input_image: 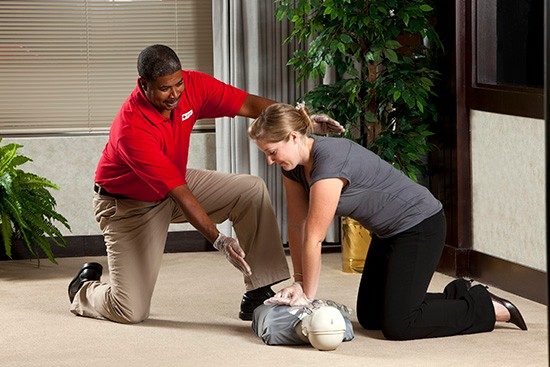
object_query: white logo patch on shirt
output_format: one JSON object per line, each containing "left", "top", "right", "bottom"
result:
{"left": 181, "top": 109, "right": 194, "bottom": 121}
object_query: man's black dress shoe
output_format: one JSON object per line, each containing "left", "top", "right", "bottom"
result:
{"left": 68, "top": 262, "right": 103, "bottom": 303}
{"left": 488, "top": 291, "right": 528, "bottom": 330}
{"left": 239, "top": 286, "right": 275, "bottom": 321}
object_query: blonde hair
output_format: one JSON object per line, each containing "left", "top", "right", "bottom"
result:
{"left": 248, "top": 103, "right": 313, "bottom": 143}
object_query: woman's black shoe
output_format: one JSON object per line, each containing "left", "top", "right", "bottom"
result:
{"left": 489, "top": 291, "right": 528, "bottom": 330}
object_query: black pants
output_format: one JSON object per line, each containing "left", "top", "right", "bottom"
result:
{"left": 356, "top": 210, "right": 495, "bottom": 340}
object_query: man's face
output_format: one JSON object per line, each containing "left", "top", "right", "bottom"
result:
{"left": 140, "top": 70, "right": 184, "bottom": 117}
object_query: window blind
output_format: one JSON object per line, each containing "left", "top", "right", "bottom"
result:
{"left": 0, "top": 0, "right": 213, "bottom": 135}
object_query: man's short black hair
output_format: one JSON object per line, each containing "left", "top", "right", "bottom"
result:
{"left": 137, "top": 44, "right": 181, "bottom": 81}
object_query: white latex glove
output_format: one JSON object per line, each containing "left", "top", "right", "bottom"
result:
{"left": 213, "top": 233, "right": 252, "bottom": 276}
{"left": 264, "top": 282, "right": 313, "bottom": 307}
{"left": 310, "top": 114, "right": 345, "bottom": 134}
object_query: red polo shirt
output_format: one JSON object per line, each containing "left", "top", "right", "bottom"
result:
{"left": 95, "top": 70, "right": 247, "bottom": 201}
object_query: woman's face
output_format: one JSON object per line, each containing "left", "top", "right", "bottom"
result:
{"left": 255, "top": 135, "right": 301, "bottom": 171}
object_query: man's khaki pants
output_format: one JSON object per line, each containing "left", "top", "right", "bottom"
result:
{"left": 70, "top": 169, "right": 290, "bottom": 323}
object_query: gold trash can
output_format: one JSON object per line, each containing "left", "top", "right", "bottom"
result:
{"left": 340, "top": 217, "right": 371, "bottom": 273}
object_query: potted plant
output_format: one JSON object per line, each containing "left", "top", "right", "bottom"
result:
{"left": 276, "top": 0, "right": 441, "bottom": 272}
{"left": 0, "top": 138, "right": 70, "bottom": 264}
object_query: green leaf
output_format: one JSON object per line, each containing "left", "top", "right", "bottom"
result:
{"left": 0, "top": 144, "right": 19, "bottom": 175}
{"left": 340, "top": 34, "right": 353, "bottom": 44}
{"left": 337, "top": 42, "right": 346, "bottom": 54}
{"left": 393, "top": 90, "right": 401, "bottom": 101}
{"left": 416, "top": 100, "right": 424, "bottom": 113}
{"left": 420, "top": 5, "right": 433, "bottom": 12}
{"left": 385, "top": 49, "right": 399, "bottom": 63}
{"left": 1, "top": 212, "right": 12, "bottom": 258}
{"left": 385, "top": 40, "right": 401, "bottom": 49}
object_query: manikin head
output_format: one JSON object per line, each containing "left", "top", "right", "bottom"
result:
{"left": 295, "top": 305, "right": 347, "bottom": 351}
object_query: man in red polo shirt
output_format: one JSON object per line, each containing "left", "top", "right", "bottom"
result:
{"left": 67, "top": 44, "right": 343, "bottom": 323}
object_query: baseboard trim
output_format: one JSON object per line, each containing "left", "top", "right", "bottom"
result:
{"left": 468, "top": 250, "right": 547, "bottom": 305}
{"left": 1, "top": 232, "right": 341, "bottom": 261}
{"left": 438, "top": 245, "right": 547, "bottom": 305}
{"left": 0, "top": 231, "right": 214, "bottom": 261}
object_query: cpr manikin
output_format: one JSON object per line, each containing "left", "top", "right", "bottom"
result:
{"left": 294, "top": 304, "right": 347, "bottom": 351}
{"left": 252, "top": 299, "right": 354, "bottom": 350}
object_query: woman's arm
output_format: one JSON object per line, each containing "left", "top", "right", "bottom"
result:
{"left": 266, "top": 176, "right": 345, "bottom": 306}
{"left": 301, "top": 178, "right": 345, "bottom": 299}
{"left": 283, "top": 176, "right": 309, "bottom": 282}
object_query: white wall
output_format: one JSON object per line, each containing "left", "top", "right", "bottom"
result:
{"left": 3, "top": 132, "right": 216, "bottom": 236}
{"left": 470, "top": 110, "right": 546, "bottom": 271}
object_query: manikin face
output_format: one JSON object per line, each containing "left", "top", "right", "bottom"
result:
{"left": 140, "top": 70, "right": 184, "bottom": 117}
{"left": 255, "top": 133, "right": 303, "bottom": 171}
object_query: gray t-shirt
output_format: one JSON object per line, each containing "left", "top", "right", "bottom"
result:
{"left": 282, "top": 136, "right": 442, "bottom": 237}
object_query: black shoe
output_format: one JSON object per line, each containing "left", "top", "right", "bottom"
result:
{"left": 239, "top": 286, "right": 275, "bottom": 321}
{"left": 488, "top": 291, "right": 528, "bottom": 330}
{"left": 68, "top": 262, "right": 103, "bottom": 303}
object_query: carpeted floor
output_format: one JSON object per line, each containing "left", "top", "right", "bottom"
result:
{"left": 0, "top": 252, "right": 547, "bottom": 367}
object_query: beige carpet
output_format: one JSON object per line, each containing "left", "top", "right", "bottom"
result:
{"left": 0, "top": 252, "right": 547, "bottom": 367}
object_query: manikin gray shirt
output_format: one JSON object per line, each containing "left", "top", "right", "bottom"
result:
{"left": 282, "top": 136, "right": 442, "bottom": 238}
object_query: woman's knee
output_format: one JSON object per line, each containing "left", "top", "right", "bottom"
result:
{"left": 356, "top": 308, "right": 382, "bottom": 330}
{"left": 381, "top": 320, "right": 413, "bottom": 341}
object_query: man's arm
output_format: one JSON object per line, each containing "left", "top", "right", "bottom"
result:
{"left": 237, "top": 94, "right": 275, "bottom": 118}
{"left": 169, "top": 184, "right": 251, "bottom": 275}
{"left": 169, "top": 184, "right": 219, "bottom": 243}
{"left": 237, "top": 94, "right": 345, "bottom": 134}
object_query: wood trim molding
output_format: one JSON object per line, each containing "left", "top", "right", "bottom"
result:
{"left": 0, "top": 231, "right": 214, "bottom": 261}
{"left": 437, "top": 244, "right": 470, "bottom": 278}
{"left": 470, "top": 86, "right": 544, "bottom": 119}
{"left": 469, "top": 250, "right": 547, "bottom": 305}
{"left": 438, "top": 245, "right": 547, "bottom": 305}
{"left": 455, "top": 0, "right": 473, "bottom": 250}
{"left": 0, "top": 232, "right": 341, "bottom": 261}
{"left": 469, "top": 0, "right": 544, "bottom": 119}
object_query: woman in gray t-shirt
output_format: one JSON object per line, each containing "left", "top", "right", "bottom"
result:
{"left": 248, "top": 103, "right": 527, "bottom": 340}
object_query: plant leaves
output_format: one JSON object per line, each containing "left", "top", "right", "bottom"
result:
{"left": 385, "top": 49, "right": 399, "bottom": 63}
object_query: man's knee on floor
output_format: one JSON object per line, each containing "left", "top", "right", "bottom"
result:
{"left": 108, "top": 294, "right": 150, "bottom": 324}
{"left": 113, "top": 307, "right": 149, "bottom": 324}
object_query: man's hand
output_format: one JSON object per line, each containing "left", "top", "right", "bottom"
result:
{"left": 310, "top": 114, "right": 345, "bottom": 134}
{"left": 264, "top": 282, "right": 312, "bottom": 307}
{"left": 213, "top": 234, "right": 252, "bottom": 276}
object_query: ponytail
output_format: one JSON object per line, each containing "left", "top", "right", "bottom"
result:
{"left": 248, "top": 102, "right": 312, "bottom": 142}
